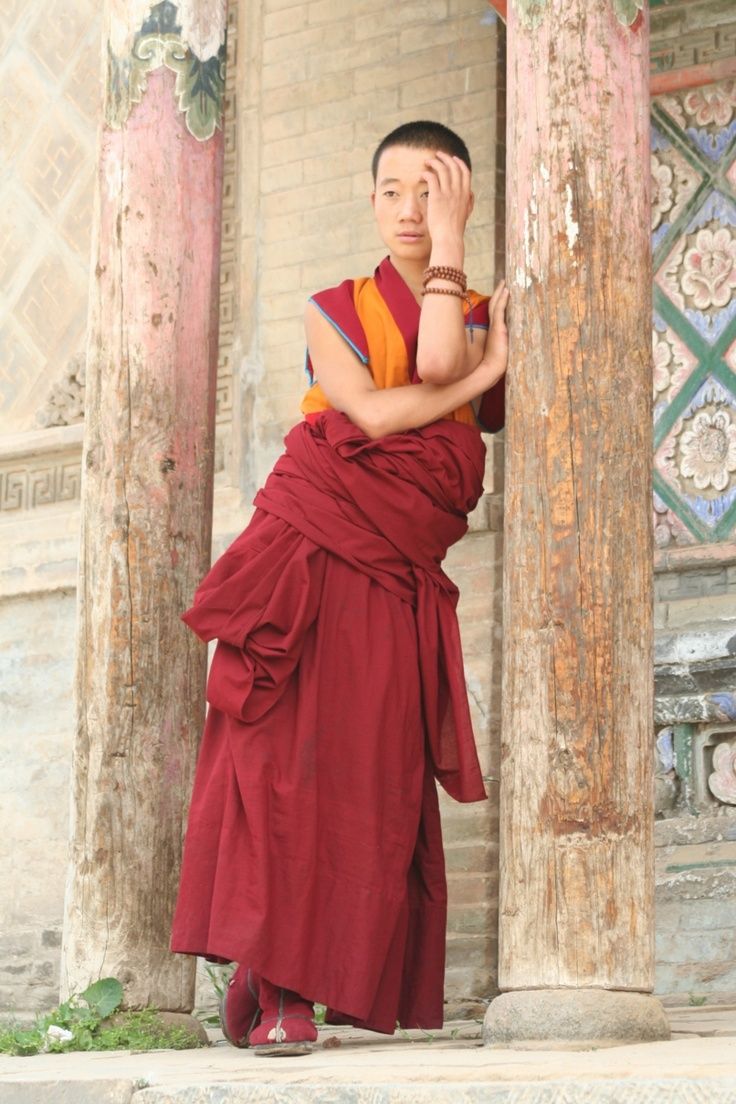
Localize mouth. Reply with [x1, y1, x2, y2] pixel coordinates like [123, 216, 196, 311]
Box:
[396, 232, 423, 242]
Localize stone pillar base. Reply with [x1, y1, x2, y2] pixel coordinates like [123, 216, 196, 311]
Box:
[483, 989, 671, 1050]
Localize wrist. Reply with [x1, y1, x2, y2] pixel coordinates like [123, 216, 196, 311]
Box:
[429, 235, 464, 269]
[479, 354, 506, 384]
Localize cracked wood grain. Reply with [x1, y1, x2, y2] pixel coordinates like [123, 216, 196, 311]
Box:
[498, 0, 655, 992]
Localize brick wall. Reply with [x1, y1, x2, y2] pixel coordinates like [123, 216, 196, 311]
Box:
[226, 0, 507, 1007]
[650, 0, 736, 72]
[0, 589, 76, 1014]
[233, 0, 505, 492]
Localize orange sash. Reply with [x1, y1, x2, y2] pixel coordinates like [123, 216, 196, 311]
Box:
[301, 255, 492, 428]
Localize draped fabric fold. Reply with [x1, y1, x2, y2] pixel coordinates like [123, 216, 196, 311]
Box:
[172, 409, 488, 1032]
[251, 410, 487, 802]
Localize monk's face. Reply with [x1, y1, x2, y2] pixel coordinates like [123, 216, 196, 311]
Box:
[371, 144, 473, 263]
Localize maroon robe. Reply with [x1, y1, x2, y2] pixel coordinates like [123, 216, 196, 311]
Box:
[172, 263, 503, 1033]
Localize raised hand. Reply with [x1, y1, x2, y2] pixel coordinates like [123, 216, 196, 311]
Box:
[423, 151, 473, 249]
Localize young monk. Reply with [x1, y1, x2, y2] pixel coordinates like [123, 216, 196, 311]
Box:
[171, 120, 510, 1056]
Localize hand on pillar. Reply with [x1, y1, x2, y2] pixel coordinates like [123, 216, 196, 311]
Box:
[478, 279, 510, 383]
[465, 280, 509, 426]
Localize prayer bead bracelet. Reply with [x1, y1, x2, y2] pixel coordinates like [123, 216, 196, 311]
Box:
[422, 265, 467, 291]
[421, 285, 472, 312]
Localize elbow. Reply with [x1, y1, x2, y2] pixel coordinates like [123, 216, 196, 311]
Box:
[353, 409, 386, 440]
[415, 353, 465, 385]
[345, 401, 386, 440]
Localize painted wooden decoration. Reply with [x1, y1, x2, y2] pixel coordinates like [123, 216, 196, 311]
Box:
[61, 0, 224, 1010]
[709, 738, 736, 804]
[504, 0, 644, 28]
[651, 78, 736, 547]
[107, 0, 226, 139]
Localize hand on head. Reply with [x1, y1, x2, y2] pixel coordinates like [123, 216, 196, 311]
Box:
[423, 151, 474, 246]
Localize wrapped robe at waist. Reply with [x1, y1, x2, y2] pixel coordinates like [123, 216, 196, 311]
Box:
[182, 410, 488, 803]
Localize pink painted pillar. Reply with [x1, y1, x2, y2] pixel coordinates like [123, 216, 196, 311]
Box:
[484, 0, 670, 1045]
[60, 5, 225, 1011]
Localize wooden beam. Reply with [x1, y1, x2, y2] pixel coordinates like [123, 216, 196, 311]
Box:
[650, 56, 736, 95]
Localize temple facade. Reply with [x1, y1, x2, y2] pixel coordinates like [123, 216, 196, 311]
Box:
[0, 0, 735, 1018]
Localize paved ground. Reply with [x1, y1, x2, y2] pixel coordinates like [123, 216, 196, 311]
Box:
[0, 1007, 735, 1103]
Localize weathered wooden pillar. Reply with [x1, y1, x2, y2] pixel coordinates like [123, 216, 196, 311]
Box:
[60, 2, 225, 1010]
[484, 0, 670, 1046]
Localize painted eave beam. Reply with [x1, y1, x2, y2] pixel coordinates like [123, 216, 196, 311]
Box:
[486, 0, 736, 94]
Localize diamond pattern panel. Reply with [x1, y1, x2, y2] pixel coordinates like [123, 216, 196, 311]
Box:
[0, 0, 99, 434]
[0, 1, 233, 441]
[651, 79, 736, 548]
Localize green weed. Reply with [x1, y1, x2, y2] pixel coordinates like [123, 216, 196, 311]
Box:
[0, 978, 204, 1057]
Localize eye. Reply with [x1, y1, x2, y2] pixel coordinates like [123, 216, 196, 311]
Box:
[383, 190, 398, 198]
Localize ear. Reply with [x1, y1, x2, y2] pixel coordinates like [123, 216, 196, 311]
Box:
[370, 190, 376, 210]
[467, 190, 475, 219]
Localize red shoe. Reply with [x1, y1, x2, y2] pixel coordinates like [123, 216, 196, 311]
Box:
[219, 964, 261, 1048]
[249, 976, 318, 1057]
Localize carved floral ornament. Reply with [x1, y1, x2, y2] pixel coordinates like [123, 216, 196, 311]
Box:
[106, 0, 226, 141]
[678, 408, 736, 494]
[657, 378, 736, 519]
[709, 738, 736, 804]
[652, 327, 693, 405]
[680, 226, 736, 312]
[650, 151, 701, 234]
[659, 81, 736, 133]
[512, 0, 643, 29]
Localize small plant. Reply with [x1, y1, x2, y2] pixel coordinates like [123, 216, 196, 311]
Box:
[0, 978, 205, 1057]
[688, 993, 708, 1007]
[199, 963, 235, 1026]
[203, 962, 234, 1002]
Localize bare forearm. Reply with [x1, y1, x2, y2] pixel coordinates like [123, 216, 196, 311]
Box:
[346, 368, 491, 440]
[416, 235, 471, 383]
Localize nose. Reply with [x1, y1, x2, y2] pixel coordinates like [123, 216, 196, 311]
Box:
[398, 192, 421, 222]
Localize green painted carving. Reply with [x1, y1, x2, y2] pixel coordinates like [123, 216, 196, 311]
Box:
[512, 0, 644, 29]
[612, 0, 644, 26]
[673, 724, 696, 814]
[106, 1, 225, 141]
[513, 0, 548, 29]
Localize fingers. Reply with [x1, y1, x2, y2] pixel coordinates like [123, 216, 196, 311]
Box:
[488, 279, 503, 311]
[424, 154, 452, 194]
[424, 151, 470, 198]
[489, 279, 510, 324]
[450, 154, 471, 196]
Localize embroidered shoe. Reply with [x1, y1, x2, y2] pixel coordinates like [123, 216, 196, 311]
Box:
[219, 964, 261, 1048]
[249, 976, 318, 1057]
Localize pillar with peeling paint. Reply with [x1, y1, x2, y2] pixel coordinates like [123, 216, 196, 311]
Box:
[60, 1, 225, 1010]
[484, 0, 671, 1046]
